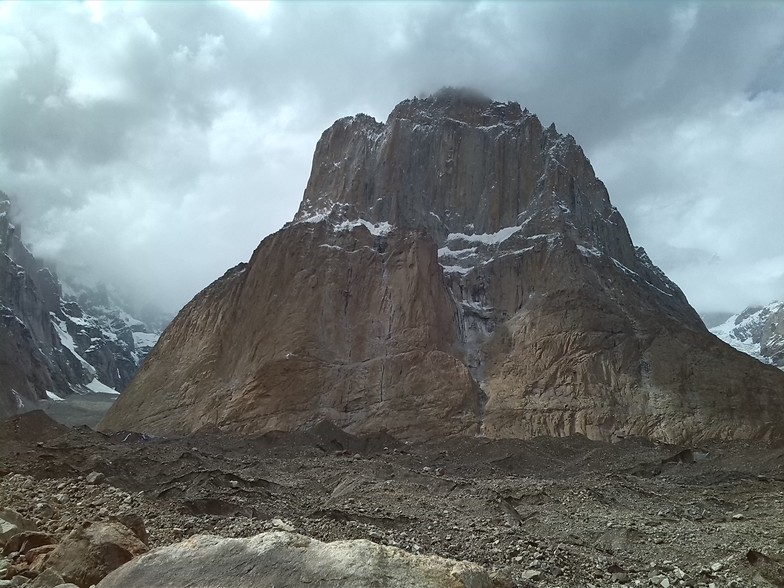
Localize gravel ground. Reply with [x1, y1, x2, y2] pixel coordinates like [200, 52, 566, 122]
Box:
[2, 411, 784, 587]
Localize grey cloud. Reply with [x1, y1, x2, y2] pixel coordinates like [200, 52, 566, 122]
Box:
[0, 0, 782, 315]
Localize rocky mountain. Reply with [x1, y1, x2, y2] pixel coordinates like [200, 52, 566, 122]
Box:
[710, 301, 784, 369]
[100, 89, 784, 443]
[0, 195, 164, 419]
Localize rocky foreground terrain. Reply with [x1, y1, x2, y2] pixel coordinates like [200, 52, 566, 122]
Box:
[3, 411, 784, 587]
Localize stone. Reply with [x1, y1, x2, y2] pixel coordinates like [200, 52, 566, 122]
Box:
[44, 521, 147, 588]
[270, 519, 295, 533]
[746, 549, 784, 586]
[0, 509, 38, 546]
[2, 532, 57, 556]
[109, 513, 149, 545]
[33, 504, 55, 520]
[488, 568, 515, 588]
[97, 90, 784, 444]
[521, 569, 542, 581]
[27, 544, 58, 568]
[26, 569, 65, 588]
[85, 472, 105, 485]
[96, 531, 504, 588]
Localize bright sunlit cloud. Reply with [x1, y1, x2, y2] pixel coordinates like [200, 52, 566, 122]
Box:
[227, 0, 271, 20]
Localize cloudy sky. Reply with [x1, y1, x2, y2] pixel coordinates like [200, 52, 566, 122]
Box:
[1, 0, 782, 316]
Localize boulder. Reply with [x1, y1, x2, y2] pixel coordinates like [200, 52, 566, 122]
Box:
[96, 531, 503, 588]
[2, 532, 56, 556]
[26, 569, 65, 588]
[0, 509, 38, 547]
[44, 522, 147, 588]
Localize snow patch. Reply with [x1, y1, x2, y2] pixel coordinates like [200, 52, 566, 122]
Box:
[133, 331, 159, 350]
[11, 389, 24, 409]
[86, 378, 119, 395]
[299, 202, 336, 224]
[438, 246, 477, 258]
[489, 247, 536, 261]
[612, 258, 639, 277]
[441, 265, 473, 275]
[447, 225, 522, 245]
[335, 219, 393, 236]
[46, 390, 64, 401]
[577, 244, 602, 257]
[51, 314, 95, 374]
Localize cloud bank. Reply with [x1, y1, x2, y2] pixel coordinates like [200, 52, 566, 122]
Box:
[1, 0, 782, 313]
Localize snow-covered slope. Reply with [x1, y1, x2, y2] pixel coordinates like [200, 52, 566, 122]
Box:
[0, 195, 167, 419]
[711, 301, 784, 369]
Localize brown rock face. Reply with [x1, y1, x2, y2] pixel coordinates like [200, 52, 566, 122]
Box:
[101, 223, 480, 440]
[100, 89, 784, 442]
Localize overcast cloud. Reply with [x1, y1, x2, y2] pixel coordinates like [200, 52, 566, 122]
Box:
[0, 0, 782, 315]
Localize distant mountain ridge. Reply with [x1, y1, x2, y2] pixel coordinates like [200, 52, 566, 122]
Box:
[0, 195, 165, 419]
[711, 301, 784, 369]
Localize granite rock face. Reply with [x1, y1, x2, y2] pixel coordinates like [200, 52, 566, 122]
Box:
[100, 89, 784, 442]
[100, 223, 480, 440]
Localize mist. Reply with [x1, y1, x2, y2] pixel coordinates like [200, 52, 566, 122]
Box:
[1, 1, 782, 314]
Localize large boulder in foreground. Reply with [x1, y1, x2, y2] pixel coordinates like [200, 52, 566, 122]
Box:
[96, 531, 503, 588]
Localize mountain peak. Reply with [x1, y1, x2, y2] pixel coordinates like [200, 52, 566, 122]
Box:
[388, 87, 525, 127]
[103, 92, 784, 443]
[711, 300, 784, 368]
[296, 93, 601, 247]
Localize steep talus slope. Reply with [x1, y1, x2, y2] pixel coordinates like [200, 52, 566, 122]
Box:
[711, 301, 784, 369]
[101, 89, 784, 442]
[0, 196, 164, 419]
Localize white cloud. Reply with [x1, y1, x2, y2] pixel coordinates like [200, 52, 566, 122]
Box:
[593, 91, 784, 311]
[0, 1, 782, 315]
